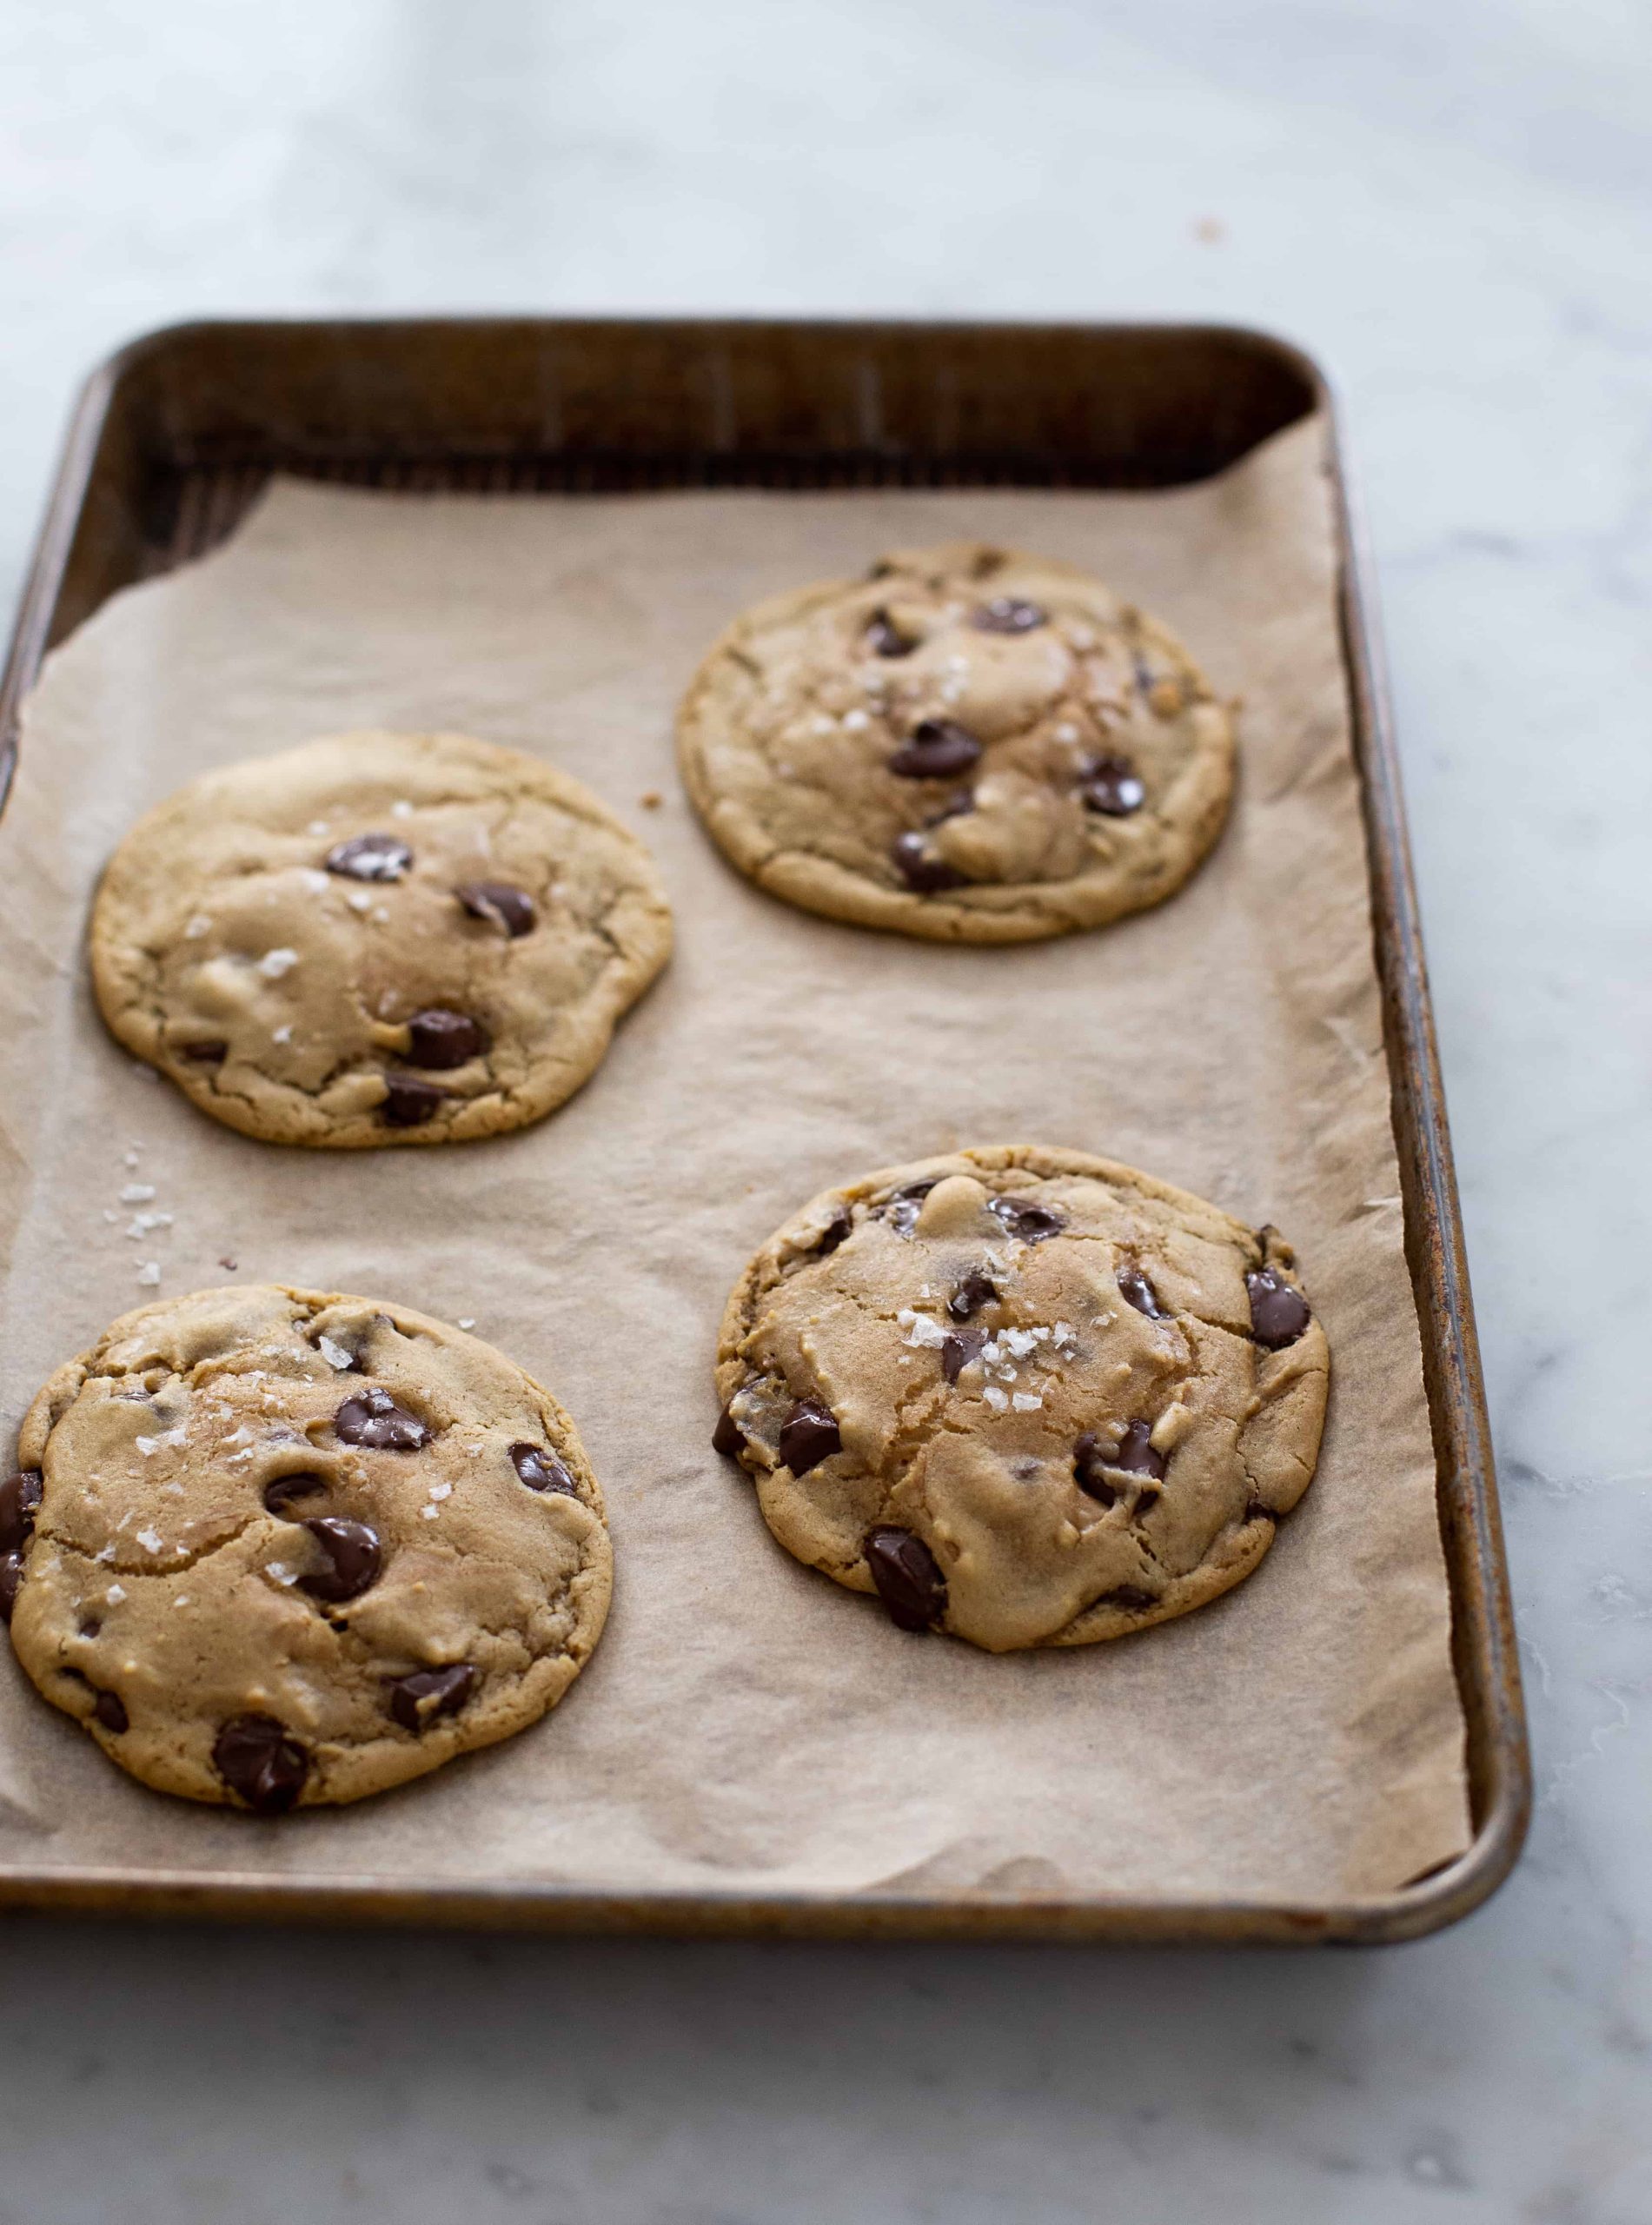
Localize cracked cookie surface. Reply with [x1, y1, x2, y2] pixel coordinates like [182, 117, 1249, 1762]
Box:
[678, 543, 1234, 943]
[3, 1285, 611, 1808]
[714, 1146, 1328, 1652]
[90, 729, 673, 1146]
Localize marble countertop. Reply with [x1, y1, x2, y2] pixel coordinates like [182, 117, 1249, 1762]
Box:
[0, 2, 1646, 2218]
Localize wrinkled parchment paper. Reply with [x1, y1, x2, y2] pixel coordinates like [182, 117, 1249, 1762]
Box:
[0, 418, 1469, 1903]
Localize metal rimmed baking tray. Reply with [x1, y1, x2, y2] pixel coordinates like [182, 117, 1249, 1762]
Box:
[0, 316, 1527, 1942]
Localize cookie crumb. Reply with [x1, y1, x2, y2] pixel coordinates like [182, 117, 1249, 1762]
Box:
[1193, 214, 1226, 244]
[219, 1256, 238, 1271]
[639, 791, 663, 809]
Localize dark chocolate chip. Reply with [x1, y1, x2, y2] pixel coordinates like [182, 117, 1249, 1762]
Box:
[1116, 1265, 1164, 1319]
[1246, 1266, 1311, 1349]
[377, 1075, 446, 1127]
[213, 1713, 310, 1814]
[77, 1612, 102, 1637]
[262, 1471, 328, 1515]
[297, 1517, 382, 1604]
[510, 1441, 577, 1495]
[456, 880, 536, 937]
[1244, 1499, 1277, 1524]
[712, 1405, 746, 1461]
[1073, 1434, 1116, 1506]
[335, 1387, 430, 1451]
[778, 1398, 840, 1477]
[947, 1271, 998, 1321]
[864, 1525, 947, 1631]
[924, 788, 976, 827]
[177, 1039, 229, 1064]
[1110, 1419, 1168, 1482]
[388, 1663, 477, 1734]
[1132, 1484, 1162, 1515]
[0, 1552, 24, 1624]
[888, 719, 984, 780]
[1080, 752, 1146, 816]
[0, 1470, 43, 1555]
[91, 1689, 129, 1735]
[813, 1205, 853, 1255]
[882, 1179, 937, 1235]
[941, 1329, 983, 1385]
[971, 595, 1046, 634]
[404, 1009, 489, 1069]
[891, 831, 968, 893]
[325, 833, 412, 882]
[866, 608, 916, 657]
[988, 1195, 1065, 1243]
[1098, 1584, 1158, 1612]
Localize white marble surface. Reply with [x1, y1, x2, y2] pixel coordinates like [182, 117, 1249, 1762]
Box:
[0, 2, 1647, 2217]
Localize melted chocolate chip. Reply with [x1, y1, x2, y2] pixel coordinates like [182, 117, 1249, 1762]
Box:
[988, 1195, 1065, 1243]
[262, 1471, 328, 1515]
[971, 595, 1046, 634]
[866, 608, 917, 657]
[1098, 1584, 1158, 1613]
[177, 1039, 229, 1064]
[1080, 752, 1146, 816]
[1132, 1484, 1162, 1516]
[1111, 1420, 1167, 1482]
[324, 833, 412, 882]
[91, 1689, 129, 1735]
[947, 1271, 998, 1321]
[813, 1205, 853, 1255]
[456, 881, 536, 938]
[335, 1387, 430, 1451]
[1116, 1265, 1164, 1319]
[891, 831, 968, 893]
[0, 1470, 43, 1554]
[510, 1441, 576, 1495]
[298, 1517, 382, 1603]
[404, 1009, 489, 1069]
[1072, 1433, 1116, 1506]
[941, 1329, 984, 1385]
[378, 1075, 446, 1127]
[778, 1398, 840, 1477]
[882, 1179, 937, 1235]
[864, 1525, 947, 1631]
[388, 1663, 477, 1733]
[1246, 1266, 1311, 1349]
[712, 1405, 746, 1460]
[0, 1553, 23, 1624]
[924, 788, 976, 827]
[889, 719, 984, 781]
[214, 1713, 310, 1814]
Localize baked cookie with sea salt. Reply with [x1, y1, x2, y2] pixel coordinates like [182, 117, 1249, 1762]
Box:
[713, 1146, 1327, 1652]
[2, 1285, 610, 1810]
[678, 543, 1233, 942]
[90, 730, 672, 1146]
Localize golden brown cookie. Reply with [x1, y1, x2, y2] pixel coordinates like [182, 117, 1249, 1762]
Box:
[713, 1146, 1327, 1651]
[2, 1285, 611, 1810]
[90, 730, 673, 1146]
[678, 543, 1233, 942]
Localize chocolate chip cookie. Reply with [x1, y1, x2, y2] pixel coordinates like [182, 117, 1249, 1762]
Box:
[90, 730, 673, 1146]
[3, 1285, 611, 1809]
[714, 1146, 1327, 1651]
[678, 544, 1234, 942]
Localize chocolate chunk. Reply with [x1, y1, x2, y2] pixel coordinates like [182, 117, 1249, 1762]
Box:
[177, 1039, 229, 1064]
[988, 1195, 1065, 1243]
[712, 1405, 746, 1460]
[813, 1205, 853, 1255]
[947, 1271, 998, 1321]
[1111, 1420, 1168, 1482]
[325, 833, 412, 882]
[891, 831, 968, 893]
[335, 1387, 430, 1451]
[388, 1663, 477, 1733]
[262, 1471, 328, 1515]
[510, 1441, 577, 1495]
[91, 1690, 129, 1735]
[1098, 1584, 1158, 1612]
[778, 1398, 840, 1477]
[1116, 1264, 1164, 1319]
[889, 719, 984, 780]
[378, 1075, 446, 1127]
[1072, 1434, 1116, 1506]
[403, 1009, 489, 1069]
[0, 1553, 24, 1624]
[882, 1179, 937, 1235]
[866, 608, 917, 657]
[1080, 752, 1146, 817]
[941, 1329, 983, 1385]
[298, 1517, 381, 1603]
[864, 1525, 947, 1631]
[971, 595, 1046, 634]
[0, 1470, 43, 1554]
[213, 1713, 310, 1814]
[456, 880, 536, 937]
[1246, 1266, 1311, 1349]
